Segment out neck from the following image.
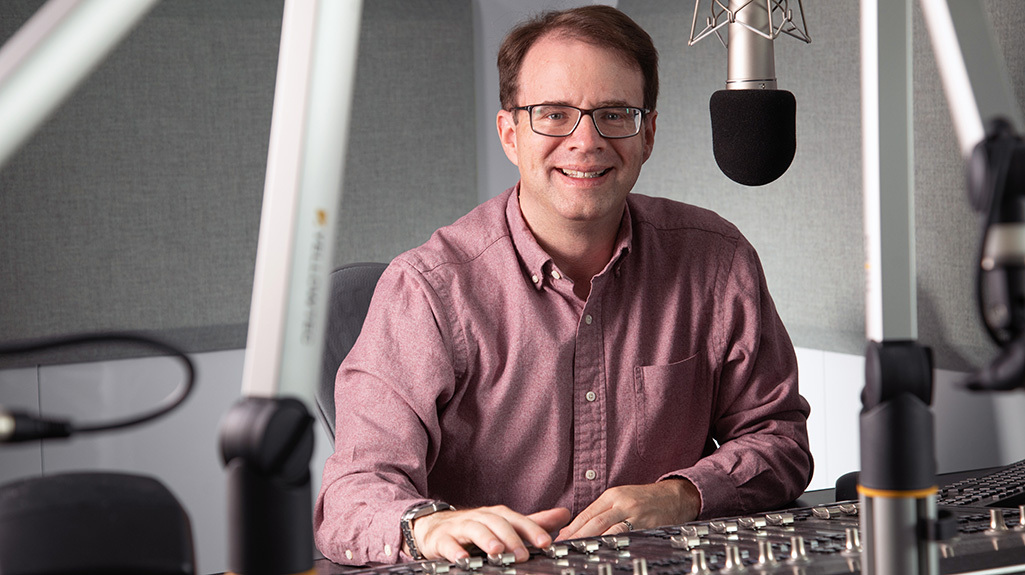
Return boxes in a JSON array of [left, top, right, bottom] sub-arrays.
[[521, 204, 623, 301]]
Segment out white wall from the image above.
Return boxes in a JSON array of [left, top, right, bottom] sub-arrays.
[[797, 348, 1025, 493]]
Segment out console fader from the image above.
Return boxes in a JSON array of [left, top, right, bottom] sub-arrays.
[[332, 461, 1025, 575]]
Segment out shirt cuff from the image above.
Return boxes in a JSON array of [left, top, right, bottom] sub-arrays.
[[659, 467, 738, 521]]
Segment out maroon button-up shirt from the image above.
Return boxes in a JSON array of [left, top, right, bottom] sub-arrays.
[[314, 186, 812, 565]]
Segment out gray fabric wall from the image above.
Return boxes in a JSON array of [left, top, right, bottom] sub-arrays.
[[0, 0, 477, 366], [620, 0, 1025, 372]]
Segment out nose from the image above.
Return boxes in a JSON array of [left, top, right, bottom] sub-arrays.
[[566, 111, 606, 149]]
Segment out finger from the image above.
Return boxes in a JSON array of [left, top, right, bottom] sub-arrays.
[[523, 507, 572, 547], [563, 508, 623, 540], [478, 511, 547, 561], [444, 508, 534, 562], [458, 517, 510, 557], [417, 512, 504, 562], [433, 533, 473, 563], [557, 503, 602, 540], [557, 500, 619, 541], [605, 518, 633, 536]]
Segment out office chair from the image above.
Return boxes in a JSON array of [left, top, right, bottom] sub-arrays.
[[0, 472, 194, 575], [317, 262, 389, 441]]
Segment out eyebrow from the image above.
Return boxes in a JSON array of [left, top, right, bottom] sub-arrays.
[[535, 100, 637, 108]]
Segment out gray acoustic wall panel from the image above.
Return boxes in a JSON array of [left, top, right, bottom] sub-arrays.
[[912, 0, 1025, 372], [0, 0, 477, 366], [338, 0, 478, 266], [620, 0, 1025, 371]]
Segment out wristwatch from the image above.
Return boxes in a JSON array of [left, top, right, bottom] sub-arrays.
[[400, 501, 454, 560]]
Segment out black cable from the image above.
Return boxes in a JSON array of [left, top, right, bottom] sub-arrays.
[[0, 332, 195, 438]]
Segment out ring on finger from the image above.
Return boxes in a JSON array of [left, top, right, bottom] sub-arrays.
[[621, 519, 633, 531]]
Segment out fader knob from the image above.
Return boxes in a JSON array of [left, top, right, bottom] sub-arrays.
[[601, 535, 630, 549], [764, 513, 794, 526], [571, 540, 600, 554], [737, 516, 767, 530], [544, 544, 569, 558], [689, 549, 710, 574], [670, 534, 701, 550], [756, 540, 777, 568], [721, 544, 744, 572], [843, 527, 861, 555], [421, 561, 450, 574], [788, 535, 810, 564], [680, 525, 710, 537], [989, 508, 1009, 532], [487, 552, 515, 566], [455, 556, 483, 570]]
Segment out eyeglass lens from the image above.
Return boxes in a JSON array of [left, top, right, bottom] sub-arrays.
[[529, 105, 642, 138]]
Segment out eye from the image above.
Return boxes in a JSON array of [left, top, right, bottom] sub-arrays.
[[532, 106, 575, 123], [534, 107, 567, 121]]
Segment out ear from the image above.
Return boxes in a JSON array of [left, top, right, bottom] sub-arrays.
[[641, 110, 657, 163], [496, 110, 520, 166]]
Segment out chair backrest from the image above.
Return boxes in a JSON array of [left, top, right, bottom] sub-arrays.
[[318, 262, 388, 440]]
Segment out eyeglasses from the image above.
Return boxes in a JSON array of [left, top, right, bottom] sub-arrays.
[[511, 104, 649, 139]]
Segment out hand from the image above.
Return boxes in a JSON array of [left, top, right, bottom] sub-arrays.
[[410, 505, 571, 563], [556, 479, 701, 540]]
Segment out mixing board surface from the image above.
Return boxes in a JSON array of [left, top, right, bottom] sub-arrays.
[[323, 504, 1025, 575], [940, 459, 1025, 509], [317, 461, 1025, 575]]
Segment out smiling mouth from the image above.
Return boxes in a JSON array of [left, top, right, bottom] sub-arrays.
[[559, 168, 611, 179]]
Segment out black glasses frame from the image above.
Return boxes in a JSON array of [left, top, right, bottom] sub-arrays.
[[510, 104, 650, 139]]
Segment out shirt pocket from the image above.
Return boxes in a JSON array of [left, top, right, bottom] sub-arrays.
[[632, 353, 713, 465]]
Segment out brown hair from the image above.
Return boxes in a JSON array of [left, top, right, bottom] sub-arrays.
[[497, 5, 659, 112]]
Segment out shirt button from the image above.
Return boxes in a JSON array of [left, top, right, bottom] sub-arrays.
[[585, 469, 597, 480], [585, 391, 597, 402], [552, 270, 562, 280], [584, 314, 593, 325], [384, 544, 392, 557], [345, 550, 353, 561]]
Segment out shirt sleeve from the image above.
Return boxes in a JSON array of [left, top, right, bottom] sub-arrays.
[[662, 236, 814, 519], [314, 260, 460, 565]]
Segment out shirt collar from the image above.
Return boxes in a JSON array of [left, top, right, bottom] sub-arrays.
[[505, 183, 634, 291]]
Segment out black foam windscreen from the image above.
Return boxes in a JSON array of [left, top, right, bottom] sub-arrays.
[[709, 89, 797, 186]]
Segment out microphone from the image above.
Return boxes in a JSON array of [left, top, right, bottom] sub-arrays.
[[690, 0, 810, 186]]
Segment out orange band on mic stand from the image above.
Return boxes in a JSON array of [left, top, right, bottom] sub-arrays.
[[857, 485, 938, 499]]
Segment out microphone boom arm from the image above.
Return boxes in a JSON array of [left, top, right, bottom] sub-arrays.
[[920, 0, 1025, 392]]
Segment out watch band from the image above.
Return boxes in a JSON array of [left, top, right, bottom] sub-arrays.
[[400, 501, 454, 560]]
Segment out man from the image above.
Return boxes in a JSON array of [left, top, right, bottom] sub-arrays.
[[315, 5, 812, 566]]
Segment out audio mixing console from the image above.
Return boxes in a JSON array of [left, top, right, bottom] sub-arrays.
[[319, 461, 1025, 575]]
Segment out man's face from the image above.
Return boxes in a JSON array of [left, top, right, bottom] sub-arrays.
[[497, 34, 656, 234]]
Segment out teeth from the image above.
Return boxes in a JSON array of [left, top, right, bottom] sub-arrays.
[[561, 168, 607, 178]]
